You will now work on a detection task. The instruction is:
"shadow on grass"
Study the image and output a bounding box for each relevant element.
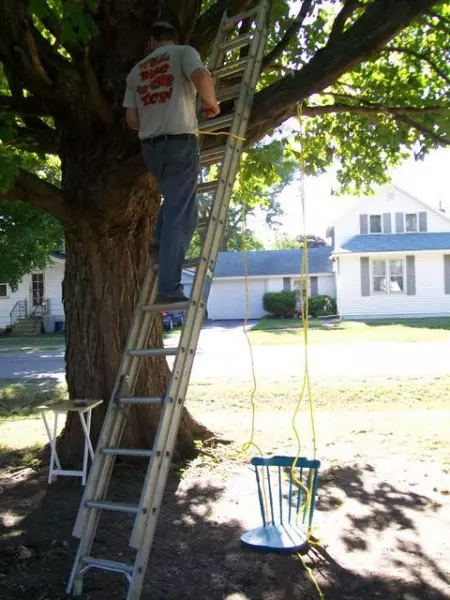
[0,378,65,421]
[0,461,448,599]
[0,444,43,469]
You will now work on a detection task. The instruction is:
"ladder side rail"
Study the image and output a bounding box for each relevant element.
[72,265,158,537]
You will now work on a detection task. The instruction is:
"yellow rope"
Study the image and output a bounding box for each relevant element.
[291,102,324,600]
[196,129,246,141]
[240,203,270,524]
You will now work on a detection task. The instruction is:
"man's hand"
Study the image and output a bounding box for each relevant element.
[202,101,220,118]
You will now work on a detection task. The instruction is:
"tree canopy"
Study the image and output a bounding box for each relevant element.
[1,0,448,210]
[0,0,448,285]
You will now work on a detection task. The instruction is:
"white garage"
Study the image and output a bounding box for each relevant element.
[207,278,267,320]
[203,248,335,321]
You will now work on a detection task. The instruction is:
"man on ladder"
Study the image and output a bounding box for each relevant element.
[123,21,220,304]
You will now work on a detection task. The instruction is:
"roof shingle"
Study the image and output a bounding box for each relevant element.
[214,247,333,277]
[337,233,450,254]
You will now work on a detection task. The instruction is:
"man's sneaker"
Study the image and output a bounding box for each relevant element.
[154,294,189,305]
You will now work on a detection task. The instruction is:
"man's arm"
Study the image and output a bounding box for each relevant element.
[190,69,220,117]
[181,46,220,118]
[125,107,140,131]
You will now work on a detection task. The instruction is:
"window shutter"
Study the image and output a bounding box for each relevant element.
[444,255,450,294]
[310,276,318,297]
[395,212,404,233]
[406,255,416,295]
[359,214,368,235]
[383,213,391,233]
[283,277,291,291]
[419,212,428,232]
[360,257,370,296]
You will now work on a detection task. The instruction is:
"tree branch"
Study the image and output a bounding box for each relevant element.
[328,1,363,44]
[301,103,450,117]
[262,0,313,70]
[245,0,440,145]
[10,122,60,155]
[2,169,68,222]
[382,46,450,87]
[0,95,50,117]
[392,113,450,147]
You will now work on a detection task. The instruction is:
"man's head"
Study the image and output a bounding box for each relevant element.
[149,21,178,50]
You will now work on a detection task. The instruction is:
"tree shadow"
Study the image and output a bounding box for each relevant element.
[0,378,65,420]
[0,461,448,600]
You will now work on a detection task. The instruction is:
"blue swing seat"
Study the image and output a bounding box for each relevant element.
[241,455,321,553]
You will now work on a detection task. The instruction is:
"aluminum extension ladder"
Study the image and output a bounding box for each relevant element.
[66,2,269,598]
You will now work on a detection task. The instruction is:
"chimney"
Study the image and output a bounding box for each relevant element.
[439,201,446,214]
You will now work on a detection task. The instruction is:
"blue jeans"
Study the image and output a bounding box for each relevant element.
[141,138,199,297]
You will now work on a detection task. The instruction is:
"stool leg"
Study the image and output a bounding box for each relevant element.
[79,410,93,486]
[49,412,59,484]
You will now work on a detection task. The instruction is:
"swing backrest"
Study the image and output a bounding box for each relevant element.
[251,455,321,530]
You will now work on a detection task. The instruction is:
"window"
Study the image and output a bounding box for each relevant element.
[372,259,404,294]
[0,284,8,298]
[369,214,382,234]
[405,213,418,232]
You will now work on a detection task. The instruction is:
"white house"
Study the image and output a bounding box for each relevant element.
[331,186,450,319]
[206,247,335,320]
[0,251,65,330]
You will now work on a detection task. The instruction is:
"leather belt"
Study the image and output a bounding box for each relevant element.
[143,133,197,143]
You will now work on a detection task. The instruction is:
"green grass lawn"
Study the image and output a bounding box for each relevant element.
[1,374,449,469]
[0,333,65,353]
[250,317,450,344]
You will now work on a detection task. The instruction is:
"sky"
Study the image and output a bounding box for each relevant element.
[251,147,450,245]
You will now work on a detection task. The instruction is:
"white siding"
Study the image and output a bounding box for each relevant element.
[46,262,64,318]
[318,274,336,297]
[207,278,267,320]
[0,276,31,329]
[266,277,284,292]
[0,260,65,329]
[338,253,450,318]
[334,187,450,249]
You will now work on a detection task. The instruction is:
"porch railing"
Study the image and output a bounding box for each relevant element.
[10,300,28,326]
[30,298,50,317]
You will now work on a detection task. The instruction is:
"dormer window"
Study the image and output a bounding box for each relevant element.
[405,213,418,232]
[369,215,382,234]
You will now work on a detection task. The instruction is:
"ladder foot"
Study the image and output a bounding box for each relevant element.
[73,577,83,597]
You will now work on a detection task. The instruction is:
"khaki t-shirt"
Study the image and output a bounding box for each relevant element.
[123,44,208,140]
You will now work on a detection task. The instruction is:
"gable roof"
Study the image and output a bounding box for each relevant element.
[329,185,450,233]
[334,233,450,254]
[214,247,333,278]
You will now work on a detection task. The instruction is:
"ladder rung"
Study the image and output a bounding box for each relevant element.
[142,300,189,313]
[86,500,138,514]
[102,448,153,458]
[197,217,209,230]
[213,58,249,79]
[81,556,134,576]
[223,32,253,52]
[226,7,258,26]
[197,180,218,195]
[199,113,234,133]
[128,348,178,357]
[117,396,163,406]
[217,85,241,102]
[200,146,226,166]
[183,257,201,269]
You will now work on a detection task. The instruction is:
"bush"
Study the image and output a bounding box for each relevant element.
[308,295,337,318]
[263,291,297,318]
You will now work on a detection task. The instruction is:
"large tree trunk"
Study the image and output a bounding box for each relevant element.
[56,164,210,466]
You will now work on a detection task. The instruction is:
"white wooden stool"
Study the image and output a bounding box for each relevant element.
[38,399,103,486]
